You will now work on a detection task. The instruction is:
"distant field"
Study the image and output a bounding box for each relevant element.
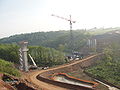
[88,27,120,35]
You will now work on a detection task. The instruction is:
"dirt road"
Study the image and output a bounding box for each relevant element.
[22,55,97,90]
[26,70,68,90]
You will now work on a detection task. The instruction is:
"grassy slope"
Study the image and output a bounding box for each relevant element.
[0,59,21,77]
[86,60,120,87]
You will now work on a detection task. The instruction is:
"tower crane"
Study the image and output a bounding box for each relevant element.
[51,14,76,53]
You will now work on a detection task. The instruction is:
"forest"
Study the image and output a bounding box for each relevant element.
[86,45,120,86]
[0,44,67,68]
[0,27,119,53]
[0,30,91,53]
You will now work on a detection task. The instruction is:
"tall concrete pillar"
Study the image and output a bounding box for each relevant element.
[19,41,29,72]
[19,48,23,70]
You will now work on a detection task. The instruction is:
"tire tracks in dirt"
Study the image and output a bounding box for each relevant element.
[23,55,97,90]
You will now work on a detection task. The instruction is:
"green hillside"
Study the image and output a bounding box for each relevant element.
[88,27,120,35]
[0,27,119,53]
[86,46,120,87]
[0,59,20,77]
[0,30,91,52]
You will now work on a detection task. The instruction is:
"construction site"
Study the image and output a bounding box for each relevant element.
[0,47,120,90]
[0,14,120,90]
[1,0,120,89]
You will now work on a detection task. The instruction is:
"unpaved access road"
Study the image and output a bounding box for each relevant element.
[22,55,97,90]
[24,70,68,90]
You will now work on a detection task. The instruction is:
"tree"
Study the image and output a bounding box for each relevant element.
[103,47,113,62]
[28,46,66,67]
[58,44,65,52]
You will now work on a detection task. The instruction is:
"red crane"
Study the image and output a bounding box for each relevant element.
[51,14,76,53]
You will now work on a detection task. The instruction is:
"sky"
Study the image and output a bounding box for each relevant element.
[0,0,120,38]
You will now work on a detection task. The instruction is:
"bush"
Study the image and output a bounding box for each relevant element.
[86,48,120,86]
[0,59,21,77]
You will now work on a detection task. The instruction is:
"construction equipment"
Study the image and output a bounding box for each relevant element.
[51,14,76,53]
[28,54,37,68]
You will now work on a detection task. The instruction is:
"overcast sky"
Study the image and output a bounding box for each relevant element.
[0,0,120,38]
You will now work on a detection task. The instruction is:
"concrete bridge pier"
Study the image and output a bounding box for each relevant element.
[19,41,29,72]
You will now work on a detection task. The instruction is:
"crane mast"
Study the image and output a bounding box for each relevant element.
[51,14,76,53]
